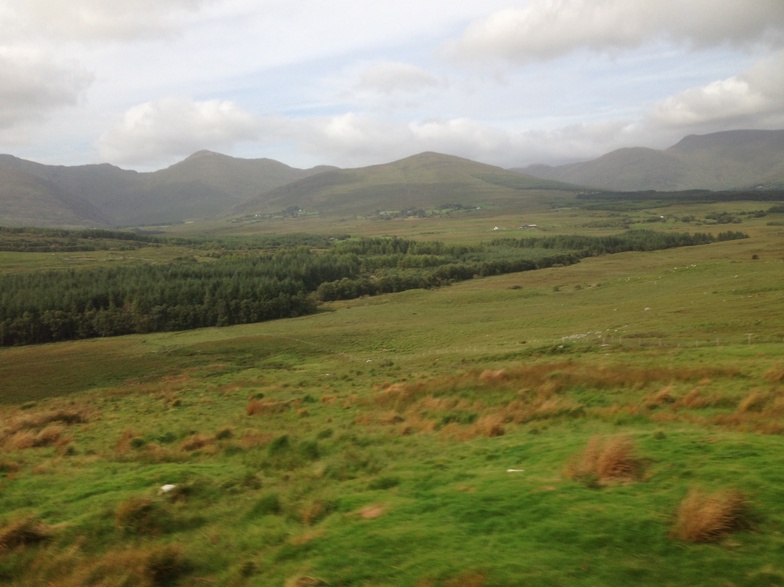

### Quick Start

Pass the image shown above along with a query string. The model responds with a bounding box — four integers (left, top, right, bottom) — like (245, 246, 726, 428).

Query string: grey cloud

(450, 0, 784, 63)
(0, 48, 92, 129)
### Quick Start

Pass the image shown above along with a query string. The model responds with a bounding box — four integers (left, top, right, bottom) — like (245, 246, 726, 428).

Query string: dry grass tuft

(473, 414, 506, 438)
(0, 516, 52, 551)
(238, 430, 274, 449)
(738, 390, 770, 413)
(645, 385, 676, 408)
(7, 424, 68, 450)
(114, 497, 170, 537)
(246, 399, 292, 416)
(671, 488, 751, 543)
(764, 363, 784, 384)
(566, 436, 644, 485)
(300, 500, 335, 526)
(179, 433, 215, 452)
(478, 368, 508, 384)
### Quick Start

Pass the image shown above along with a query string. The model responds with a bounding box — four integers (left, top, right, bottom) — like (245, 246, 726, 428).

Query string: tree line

(0, 229, 747, 346)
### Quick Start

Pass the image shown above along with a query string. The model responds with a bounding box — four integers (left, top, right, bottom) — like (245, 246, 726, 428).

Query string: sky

(1, 0, 784, 172)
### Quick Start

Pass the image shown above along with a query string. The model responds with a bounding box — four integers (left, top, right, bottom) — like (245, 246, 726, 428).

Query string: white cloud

(450, 0, 784, 63)
(0, 48, 92, 130)
(97, 97, 261, 166)
(274, 112, 647, 169)
(1, 0, 211, 42)
(648, 52, 784, 129)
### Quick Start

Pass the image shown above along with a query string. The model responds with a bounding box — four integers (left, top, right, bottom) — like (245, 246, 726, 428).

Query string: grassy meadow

(1, 199, 784, 586)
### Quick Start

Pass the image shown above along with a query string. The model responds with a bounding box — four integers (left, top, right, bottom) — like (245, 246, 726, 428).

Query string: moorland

(1, 131, 784, 586)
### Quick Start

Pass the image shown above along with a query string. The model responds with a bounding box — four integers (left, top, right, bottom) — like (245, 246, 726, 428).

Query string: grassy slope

(1, 206, 783, 586)
(231, 152, 579, 218)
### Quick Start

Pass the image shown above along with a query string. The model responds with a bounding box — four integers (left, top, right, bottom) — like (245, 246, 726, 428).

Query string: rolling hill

(230, 151, 579, 217)
(2, 128, 784, 228)
(0, 152, 332, 227)
(516, 129, 784, 191)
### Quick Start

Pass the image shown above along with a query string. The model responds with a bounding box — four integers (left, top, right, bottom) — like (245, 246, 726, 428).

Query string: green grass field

(1, 200, 783, 586)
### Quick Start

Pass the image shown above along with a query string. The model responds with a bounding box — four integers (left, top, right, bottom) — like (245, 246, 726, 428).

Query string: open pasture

(1, 202, 784, 586)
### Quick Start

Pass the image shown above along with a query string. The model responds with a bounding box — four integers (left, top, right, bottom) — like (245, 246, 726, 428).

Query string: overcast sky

(2, 0, 784, 171)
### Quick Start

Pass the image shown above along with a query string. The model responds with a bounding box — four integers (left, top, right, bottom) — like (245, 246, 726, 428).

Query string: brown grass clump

(566, 436, 644, 485)
(764, 363, 784, 384)
(114, 497, 171, 537)
(300, 500, 335, 526)
(7, 424, 68, 450)
(65, 543, 191, 587)
(473, 414, 506, 438)
(737, 390, 770, 413)
(645, 385, 676, 409)
(246, 399, 292, 416)
(671, 488, 751, 543)
(0, 516, 52, 551)
(478, 368, 508, 384)
(238, 430, 274, 449)
(179, 433, 214, 452)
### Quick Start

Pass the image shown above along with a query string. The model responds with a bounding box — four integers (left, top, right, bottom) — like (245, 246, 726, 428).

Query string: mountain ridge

(516, 129, 784, 191)
(2, 128, 783, 227)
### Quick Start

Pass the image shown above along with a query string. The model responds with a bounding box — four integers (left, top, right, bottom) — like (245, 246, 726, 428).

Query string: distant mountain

(230, 151, 577, 217)
(516, 129, 784, 191)
(4, 128, 781, 228)
(0, 152, 332, 227)
(0, 161, 111, 227)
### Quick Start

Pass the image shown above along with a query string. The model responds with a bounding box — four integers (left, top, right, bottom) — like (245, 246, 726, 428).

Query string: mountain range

(517, 129, 784, 191)
(1, 129, 783, 228)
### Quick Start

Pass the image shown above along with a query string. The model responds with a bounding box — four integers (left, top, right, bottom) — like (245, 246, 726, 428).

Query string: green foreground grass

(1, 209, 784, 586)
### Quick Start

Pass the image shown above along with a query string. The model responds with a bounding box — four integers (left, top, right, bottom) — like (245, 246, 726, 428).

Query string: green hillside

(0, 152, 330, 227)
(232, 152, 580, 218)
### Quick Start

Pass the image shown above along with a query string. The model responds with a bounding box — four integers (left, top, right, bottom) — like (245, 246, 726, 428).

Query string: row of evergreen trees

(0, 229, 746, 346)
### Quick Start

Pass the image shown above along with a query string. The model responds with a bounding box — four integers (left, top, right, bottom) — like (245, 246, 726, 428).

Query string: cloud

(450, 0, 784, 63)
(97, 97, 261, 166)
(2, 0, 211, 42)
(0, 48, 92, 129)
(357, 62, 440, 95)
(277, 112, 643, 169)
(647, 52, 784, 129)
